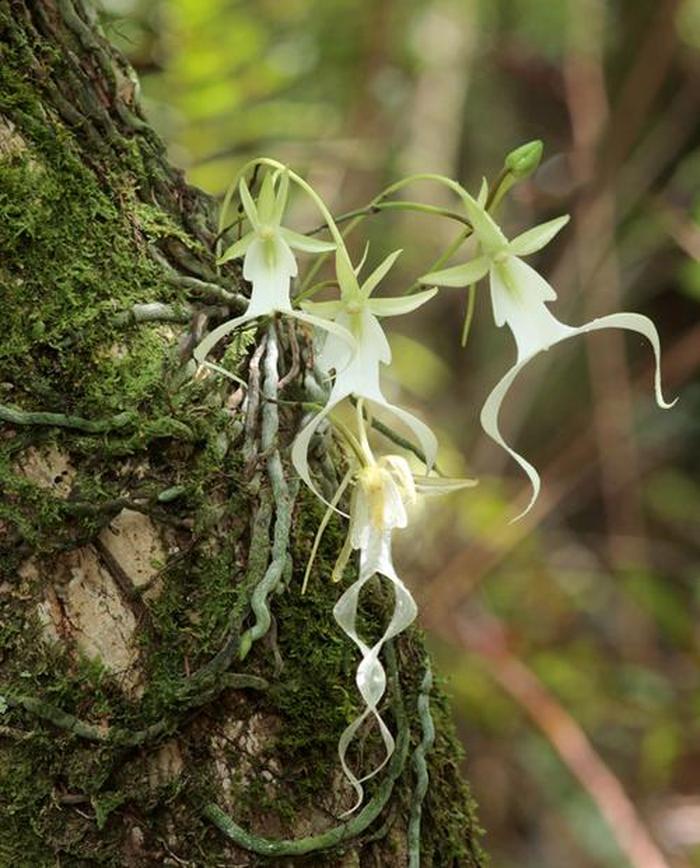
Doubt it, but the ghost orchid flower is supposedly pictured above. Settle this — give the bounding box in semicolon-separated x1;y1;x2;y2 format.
291;248;438;502
194;171;352;366
420;191;676;520
333;429;476;813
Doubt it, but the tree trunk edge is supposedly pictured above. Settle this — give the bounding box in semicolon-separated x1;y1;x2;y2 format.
0;1;487;865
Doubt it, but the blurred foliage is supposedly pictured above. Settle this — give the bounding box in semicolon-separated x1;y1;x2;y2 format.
100;0;700;865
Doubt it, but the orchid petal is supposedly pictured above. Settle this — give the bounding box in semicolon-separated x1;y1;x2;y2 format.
413;475;478;494
290;397;351;515
378;398;438;471
481;310;675;522
299;299;344;319
243;239;294;315
193;312;258;364
355;241;370;276
218;231;255;265
361;307;392;364
460;192;508;252
489;259;571;360
477;177;489;207
256;173;277;224
274;235;299;278
506;256;558;302
336;248;361;296
273;170;290;225
576;312;677;410
367;287;438;317
280;227;336;253
420;256;490;288
288;309;357;351
480;359;541;521
360;249;403;298
333;537;417;814
239;177;259;229
508;215;570;257
317;322;354;377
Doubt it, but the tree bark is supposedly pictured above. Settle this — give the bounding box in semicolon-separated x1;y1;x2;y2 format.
0;2;485;865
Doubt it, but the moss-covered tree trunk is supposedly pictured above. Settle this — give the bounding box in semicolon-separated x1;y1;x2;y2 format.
0;2;484;865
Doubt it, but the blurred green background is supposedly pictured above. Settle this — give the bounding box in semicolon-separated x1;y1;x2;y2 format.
100;0;700;864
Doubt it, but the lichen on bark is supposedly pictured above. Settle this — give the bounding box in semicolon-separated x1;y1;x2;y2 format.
0;2;486;865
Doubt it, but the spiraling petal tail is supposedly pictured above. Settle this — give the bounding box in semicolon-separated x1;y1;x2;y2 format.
333;536;417;814
480;360;541;522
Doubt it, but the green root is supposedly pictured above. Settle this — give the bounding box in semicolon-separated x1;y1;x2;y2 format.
202;642;409;856
408;660;435;868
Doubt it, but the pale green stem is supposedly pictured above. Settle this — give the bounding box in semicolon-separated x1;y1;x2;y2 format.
460;284;477;348
301;468;353;595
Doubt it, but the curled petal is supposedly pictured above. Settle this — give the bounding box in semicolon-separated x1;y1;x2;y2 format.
481;310;676;521
287;309;356;352
193;312;258;365
333;534;418;813
381;400;438;471
290;396;351;515
576;312;677;410
480;359;541;522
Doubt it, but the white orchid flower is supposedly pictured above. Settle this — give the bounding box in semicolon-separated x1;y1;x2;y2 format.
333;438;476;813
194;172;353;366
420;192;676;519
291;247;439;503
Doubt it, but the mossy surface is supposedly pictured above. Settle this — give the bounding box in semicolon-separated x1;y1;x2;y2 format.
0;2;486;864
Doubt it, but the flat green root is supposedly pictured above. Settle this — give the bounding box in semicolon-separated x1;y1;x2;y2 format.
203;642;409;856
408;660;435;868
0;405;136;432
1;673;268;747
240;328;298;661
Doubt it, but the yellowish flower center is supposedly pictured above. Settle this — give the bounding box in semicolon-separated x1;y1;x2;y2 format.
357;464;387;529
259;225;275;240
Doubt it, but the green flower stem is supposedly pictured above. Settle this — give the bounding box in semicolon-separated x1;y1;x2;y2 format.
460;284;477;348
202;641;409;856
407;661;435;868
0;404;136;433
308;200;471;235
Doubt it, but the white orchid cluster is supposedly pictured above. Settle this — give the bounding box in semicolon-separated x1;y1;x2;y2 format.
194;150;674;811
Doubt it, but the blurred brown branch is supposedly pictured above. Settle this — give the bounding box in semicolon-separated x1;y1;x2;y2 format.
451;612;671;868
